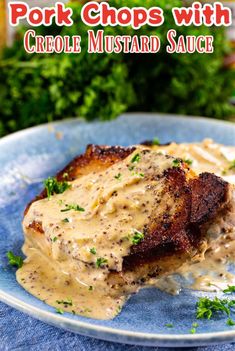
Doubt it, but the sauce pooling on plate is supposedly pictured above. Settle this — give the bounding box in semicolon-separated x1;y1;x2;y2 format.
17;139;235;319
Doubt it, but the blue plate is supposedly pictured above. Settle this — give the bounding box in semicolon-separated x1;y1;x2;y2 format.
0;114;235;347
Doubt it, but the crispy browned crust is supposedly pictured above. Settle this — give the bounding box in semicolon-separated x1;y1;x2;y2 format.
24;144;230;278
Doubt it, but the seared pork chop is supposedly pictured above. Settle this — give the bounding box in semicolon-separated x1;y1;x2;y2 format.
23;145;232;287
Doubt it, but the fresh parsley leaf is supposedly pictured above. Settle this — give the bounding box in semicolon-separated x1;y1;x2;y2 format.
184;159;193;166
227;318;235;326
132;172;145;178
52;237;58;242
96;257;108;268
128;165;135;171
229;160;235;170
61;204;85;212
172;159;181;168
223;286;235;294
7;251;23;268
165;323;173;328
62;218;70;223
192;322;199;328
152;137;160;145
196;297;231;320
90;247;96;255
190;328;196;334
89;286;93;291
132;230;144;245
55;308;64;314
44;177;70;198
56;298;73;306
114;173;122;180
131;153;141;163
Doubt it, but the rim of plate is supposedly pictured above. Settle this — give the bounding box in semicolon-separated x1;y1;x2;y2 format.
0;113;235;347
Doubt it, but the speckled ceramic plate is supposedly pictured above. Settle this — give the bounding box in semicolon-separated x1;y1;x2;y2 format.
0;114;235;347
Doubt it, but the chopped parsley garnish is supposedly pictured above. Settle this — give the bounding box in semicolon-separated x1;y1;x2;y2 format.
184;159;193;166
227;318;235;326
165;323;173;328
128;165;135;171
131;153;141;163
114;173;122;180
89;286;93;291
132;230;144;245
52;237;58;242
196;297;232;320
152;137;160;146
56;298;73;306
229;160;235;170
190;322;199;334
7;251;23;268
172;159;181;168
132;172;145;178
62;218;70;223
55;308;64;314
223;286;235;294
96;257;108;268
61;204;85;212
90;247;96;255
44;177;71;198
62;172;69;179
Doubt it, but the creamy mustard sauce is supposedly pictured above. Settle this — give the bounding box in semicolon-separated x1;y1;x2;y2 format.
17;140;235;319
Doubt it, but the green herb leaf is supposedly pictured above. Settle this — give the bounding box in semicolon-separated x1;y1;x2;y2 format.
132;230;144;245
55;308;64;314
62;218;70;223
165;323;173;328
132;172;145;178
96;257;108;268
190;328;196;334
223;286;235;294
184;159;193;166
227;318;235;326
6;251;23;268
128;165;135;171
192;322;199;328
52;237;58;242
61;204;85;212
172;159;181;168
131;153;141;163
89;286;93;291
229;160;235;170
152;137;160;145
114;173;122;180
56;298;73;306
90;247;96;255
44;177;71;198
196;297;231;320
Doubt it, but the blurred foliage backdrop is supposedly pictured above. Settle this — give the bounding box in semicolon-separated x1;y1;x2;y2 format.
0;0;235;137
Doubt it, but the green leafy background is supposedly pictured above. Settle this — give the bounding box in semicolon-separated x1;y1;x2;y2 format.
0;0;234;137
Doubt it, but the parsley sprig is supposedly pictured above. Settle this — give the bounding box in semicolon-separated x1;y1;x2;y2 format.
196;297;235;320
223;286;235;294
44;177;71;198
7;251;23;268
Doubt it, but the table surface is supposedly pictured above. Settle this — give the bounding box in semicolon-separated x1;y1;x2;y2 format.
1;302;235;351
